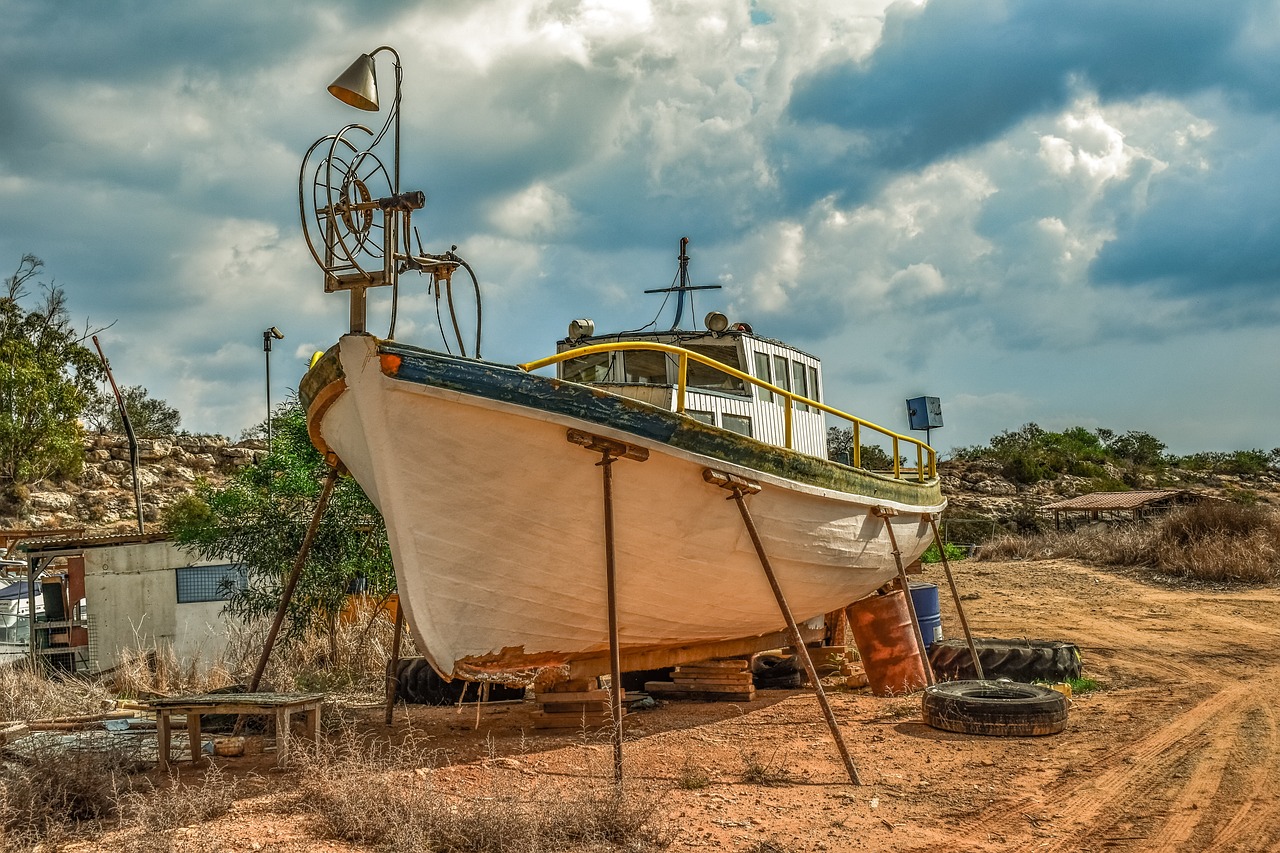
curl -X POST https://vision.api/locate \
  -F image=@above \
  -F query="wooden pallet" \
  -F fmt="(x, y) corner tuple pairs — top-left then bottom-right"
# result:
(533, 680), (624, 729)
(644, 659), (755, 702)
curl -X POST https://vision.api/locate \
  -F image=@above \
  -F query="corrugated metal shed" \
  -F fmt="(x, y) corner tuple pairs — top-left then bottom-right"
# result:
(1042, 490), (1189, 511)
(1042, 489), (1206, 529)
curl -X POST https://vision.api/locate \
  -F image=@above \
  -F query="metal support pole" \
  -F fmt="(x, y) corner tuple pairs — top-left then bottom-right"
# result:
(385, 601), (406, 724)
(26, 557), (39, 669)
(926, 516), (985, 680)
(598, 447), (625, 787)
(705, 469), (863, 786)
(247, 467), (340, 694)
(567, 429), (648, 790)
(874, 508), (935, 685)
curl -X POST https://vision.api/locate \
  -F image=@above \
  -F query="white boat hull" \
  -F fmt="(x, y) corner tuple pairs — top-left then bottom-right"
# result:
(306, 334), (946, 677)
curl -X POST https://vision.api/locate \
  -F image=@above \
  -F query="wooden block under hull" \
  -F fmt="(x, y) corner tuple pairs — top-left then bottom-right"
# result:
(645, 681), (756, 702)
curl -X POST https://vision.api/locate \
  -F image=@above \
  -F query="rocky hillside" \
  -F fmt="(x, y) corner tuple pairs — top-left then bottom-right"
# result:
(3, 435), (1278, 536)
(940, 458), (1280, 523)
(2, 434), (264, 533)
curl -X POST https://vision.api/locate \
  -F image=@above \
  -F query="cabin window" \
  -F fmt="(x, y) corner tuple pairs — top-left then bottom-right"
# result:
(684, 344), (746, 394)
(624, 350), (669, 384)
(791, 360), (808, 412)
(685, 409), (715, 426)
(722, 414), (752, 437)
(175, 564), (247, 604)
(753, 352), (773, 402)
(772, 355), (790, 397)
(807, 365), (821, 404)
(561, 351), (611, 384)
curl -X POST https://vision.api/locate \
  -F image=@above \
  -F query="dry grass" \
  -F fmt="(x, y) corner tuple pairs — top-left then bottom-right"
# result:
(292, 728), (668, 852)
(977, 503), (1280, 584)
(0, 663), (115, 721)
(119, 764), (239, 833)
(105, 604), (419, 700)
(0, 743), (140, 851)
(739, 748), (793, 787)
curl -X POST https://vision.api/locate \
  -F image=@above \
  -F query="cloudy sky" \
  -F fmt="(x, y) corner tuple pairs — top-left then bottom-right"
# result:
(2, 0), (1278, 456)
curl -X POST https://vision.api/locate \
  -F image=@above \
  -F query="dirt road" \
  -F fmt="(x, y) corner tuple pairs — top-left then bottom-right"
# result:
(76, 558), (1280, 851)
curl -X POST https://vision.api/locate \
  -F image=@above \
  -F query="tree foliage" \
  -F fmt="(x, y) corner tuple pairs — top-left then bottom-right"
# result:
(85, 384), (182, 437)
(954, 423), (1172, 485)
(164, 397), (393, 641)
(826, 426), (901, 470)
(0, 255), (105, 487)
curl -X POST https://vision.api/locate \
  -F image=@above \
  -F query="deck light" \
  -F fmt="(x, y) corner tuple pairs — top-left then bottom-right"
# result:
(328, 46), (402, 198)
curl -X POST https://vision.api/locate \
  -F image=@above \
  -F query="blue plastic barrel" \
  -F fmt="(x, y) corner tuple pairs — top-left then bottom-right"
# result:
(909, 581), (943, 649)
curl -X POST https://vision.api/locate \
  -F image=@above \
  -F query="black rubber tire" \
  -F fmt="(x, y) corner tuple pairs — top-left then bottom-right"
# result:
(922, 680), (1068, 736)
(393, 657), (526, 705)
(929, 638), (1082, 684)
(751, 653), (808, 688)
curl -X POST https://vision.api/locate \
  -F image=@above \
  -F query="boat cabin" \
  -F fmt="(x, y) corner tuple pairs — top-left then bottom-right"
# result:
(554, 324), (828, 459)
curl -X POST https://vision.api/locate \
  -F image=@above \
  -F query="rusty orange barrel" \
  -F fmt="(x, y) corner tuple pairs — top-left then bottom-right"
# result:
(845, 590), (927, 696)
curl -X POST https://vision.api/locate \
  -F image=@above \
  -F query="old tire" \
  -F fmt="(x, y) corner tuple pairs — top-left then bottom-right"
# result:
(929, 638), (1082, 684)
(752, 653), (807, 689)
(922, 680), (1068, 736)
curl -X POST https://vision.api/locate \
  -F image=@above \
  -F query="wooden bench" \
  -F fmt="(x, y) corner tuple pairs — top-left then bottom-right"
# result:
(146, 693), (323, 770)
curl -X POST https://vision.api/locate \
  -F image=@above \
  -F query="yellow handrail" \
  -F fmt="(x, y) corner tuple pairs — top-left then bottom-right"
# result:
(518, 341), (936, 481)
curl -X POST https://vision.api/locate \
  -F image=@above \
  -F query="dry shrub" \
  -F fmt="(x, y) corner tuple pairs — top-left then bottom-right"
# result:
(978, 526), (1156, 566)
(108, 646), (238, 698)
(294, 731), (667, 852)
(0, 744), (138, 849)
(976, 504), (1280, 584)
(1152, 503), (1280, 583)
(119, 764), (238, 833)
(0, 663), (114, 721)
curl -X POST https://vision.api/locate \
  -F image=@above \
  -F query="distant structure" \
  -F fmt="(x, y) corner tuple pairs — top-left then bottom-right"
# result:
(1041, 490), (1208, 530)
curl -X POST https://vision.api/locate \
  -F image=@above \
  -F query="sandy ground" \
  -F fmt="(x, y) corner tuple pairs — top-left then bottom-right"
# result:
(69, 557), (1280, 852)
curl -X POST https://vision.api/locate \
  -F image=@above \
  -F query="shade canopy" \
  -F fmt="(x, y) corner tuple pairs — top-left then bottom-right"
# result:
(328, 53), (379, 111)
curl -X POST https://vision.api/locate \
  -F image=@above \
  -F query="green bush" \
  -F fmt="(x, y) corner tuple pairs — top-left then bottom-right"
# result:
(921, 541), (969, 563)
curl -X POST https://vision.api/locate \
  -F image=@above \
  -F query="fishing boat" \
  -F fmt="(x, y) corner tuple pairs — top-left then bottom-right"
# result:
(297, 83), (944, 681)
(300, 237), (944, 678)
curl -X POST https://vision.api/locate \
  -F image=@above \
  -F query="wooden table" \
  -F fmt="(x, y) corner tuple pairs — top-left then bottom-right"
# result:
(147, 693), (323, 770)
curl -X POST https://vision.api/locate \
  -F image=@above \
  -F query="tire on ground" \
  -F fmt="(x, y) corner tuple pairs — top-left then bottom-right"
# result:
(929, 638), (1082, 683)
(922, 680), (1069, 736)
(752, 653), (807, 689)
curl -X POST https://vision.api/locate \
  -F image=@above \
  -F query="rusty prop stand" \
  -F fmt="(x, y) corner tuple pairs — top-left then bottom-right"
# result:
(384, 604), (406, 724)
(247, 467), (340, 695)
(872, 507), (935, 685)
(569, 429), (648, 789)
(705, 469), (863, 786)
(925, 515), (985, 680)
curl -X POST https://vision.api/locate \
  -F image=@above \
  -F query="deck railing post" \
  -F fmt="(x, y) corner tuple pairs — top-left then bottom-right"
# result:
(676, 353), (688, 413)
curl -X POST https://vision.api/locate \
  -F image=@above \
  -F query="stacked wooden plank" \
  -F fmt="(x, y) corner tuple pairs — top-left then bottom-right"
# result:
(644, 659), (755, 702)
(532, 679), (623, 729)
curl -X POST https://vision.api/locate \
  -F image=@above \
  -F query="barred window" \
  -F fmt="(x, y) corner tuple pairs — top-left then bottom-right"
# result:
(175, 564), (246, 604)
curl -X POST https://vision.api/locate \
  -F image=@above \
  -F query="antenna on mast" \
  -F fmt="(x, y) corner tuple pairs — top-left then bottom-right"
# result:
(643, 236), (721, 330)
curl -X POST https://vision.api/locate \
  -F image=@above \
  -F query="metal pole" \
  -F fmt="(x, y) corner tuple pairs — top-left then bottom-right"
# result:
(27, 556), (38, 669)
(385, 602), (406, 725)
(598, 448), (625, 788)
(709, 470), (863, 786)
(927, 516), (985, 680)
(247, 467), (339, 694)
(263, 331), (273, 449)
(874, 508), (935, 685)
(93, 336), (144, 534)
